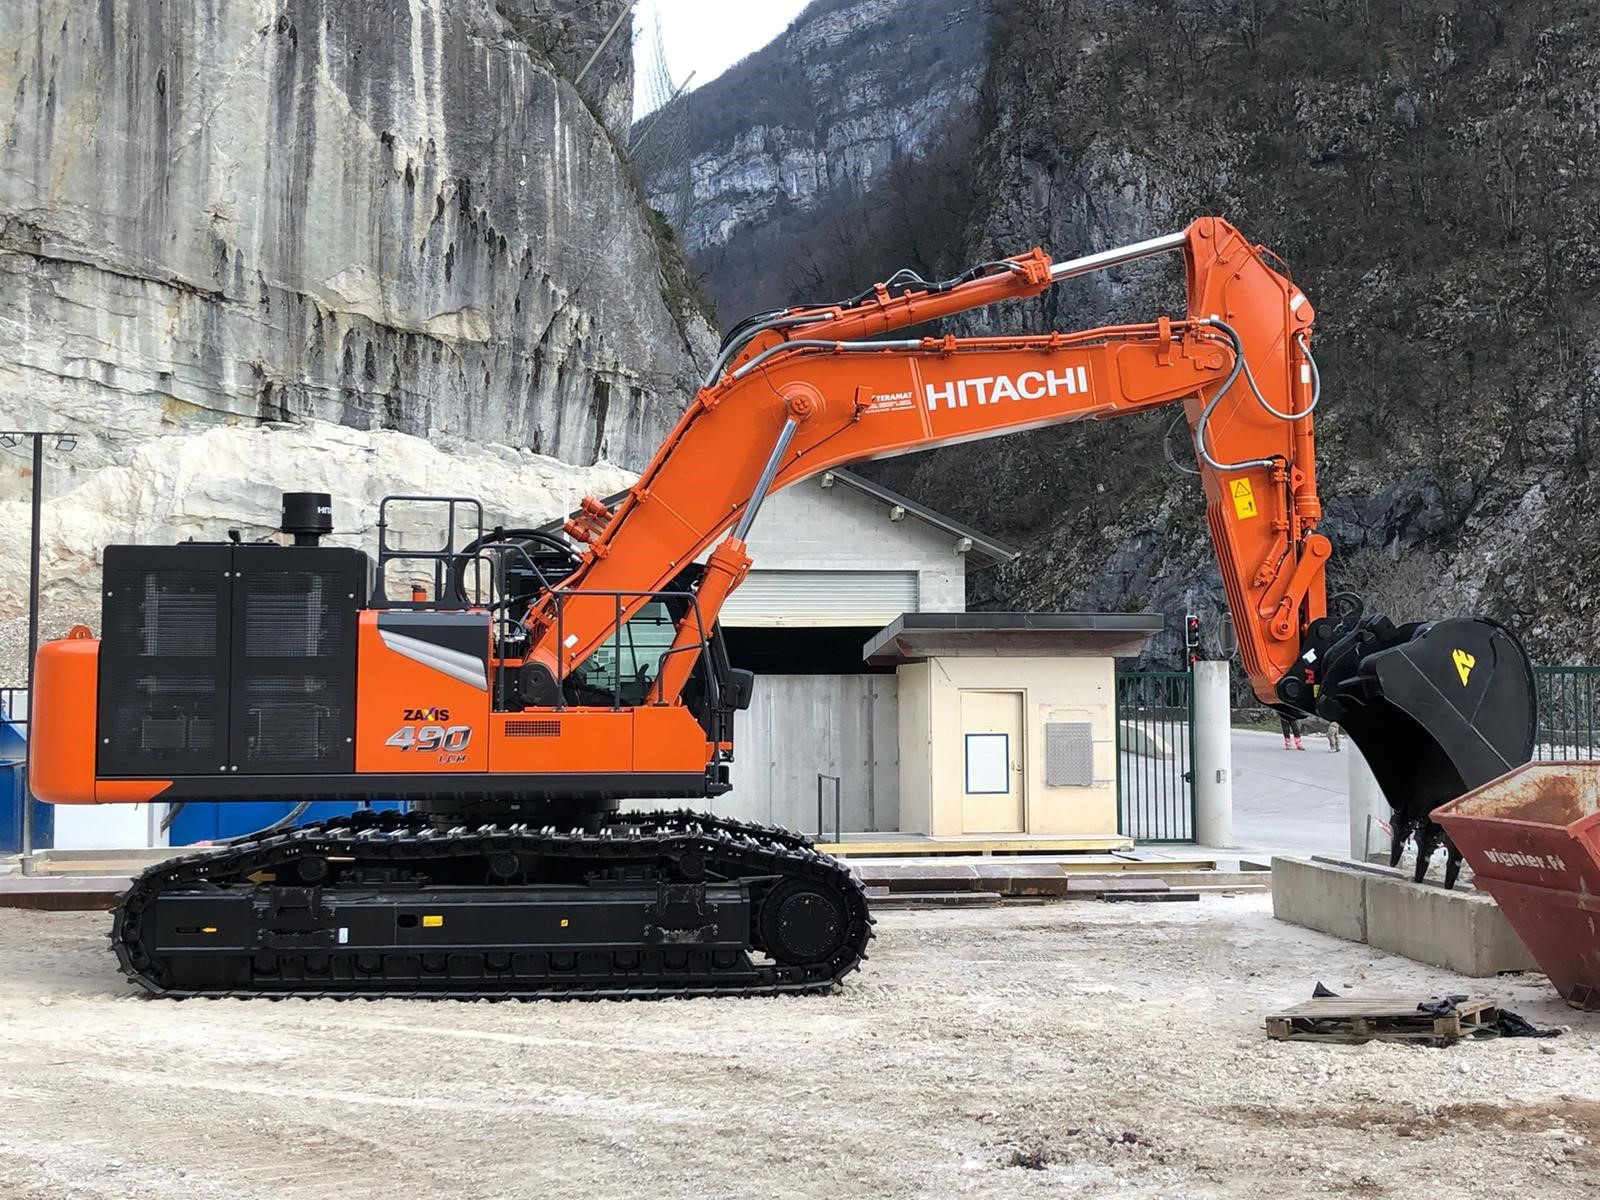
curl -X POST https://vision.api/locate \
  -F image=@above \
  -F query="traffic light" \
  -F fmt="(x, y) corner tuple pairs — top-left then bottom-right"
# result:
(1184, 612), (1202, 664)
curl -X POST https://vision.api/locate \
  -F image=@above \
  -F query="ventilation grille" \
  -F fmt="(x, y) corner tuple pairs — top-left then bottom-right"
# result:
(107, 571), (219, 657)
(242, 571), (349, 658)
(237, 674), (346, 765)
(108, 675), (219, 763)
(505, 719), (562, 738)
(1044, 722), (1095, 787)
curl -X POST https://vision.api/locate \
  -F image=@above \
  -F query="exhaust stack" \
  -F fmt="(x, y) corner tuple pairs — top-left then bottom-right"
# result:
(281, 491), (334, 547)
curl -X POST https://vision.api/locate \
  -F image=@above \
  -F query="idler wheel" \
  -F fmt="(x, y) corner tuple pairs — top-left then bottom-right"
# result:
(760, 878), (846, 965)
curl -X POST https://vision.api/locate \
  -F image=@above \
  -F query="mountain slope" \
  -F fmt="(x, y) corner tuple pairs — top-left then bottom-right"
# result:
(863, 0), (1600, 665)
(638, 0), (985, 319)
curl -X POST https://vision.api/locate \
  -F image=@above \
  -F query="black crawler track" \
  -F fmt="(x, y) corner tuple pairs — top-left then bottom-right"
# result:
(111, 809), (873, 1000)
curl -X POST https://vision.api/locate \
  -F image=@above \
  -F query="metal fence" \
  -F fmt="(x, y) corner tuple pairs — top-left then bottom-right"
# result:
(1533, 666), (1600, 761)
(0, 687), (25, 734)
(1115, 670), (1195, 842)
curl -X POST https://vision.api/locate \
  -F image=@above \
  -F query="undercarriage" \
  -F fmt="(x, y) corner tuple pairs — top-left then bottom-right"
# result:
(112, 808), (873, 1000)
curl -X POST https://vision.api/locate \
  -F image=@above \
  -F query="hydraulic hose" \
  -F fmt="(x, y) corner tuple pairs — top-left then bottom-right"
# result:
(1190, 318), (1320, 472)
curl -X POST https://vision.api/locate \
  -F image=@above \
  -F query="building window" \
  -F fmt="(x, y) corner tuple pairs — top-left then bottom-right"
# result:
(964, 732), (1010, 794)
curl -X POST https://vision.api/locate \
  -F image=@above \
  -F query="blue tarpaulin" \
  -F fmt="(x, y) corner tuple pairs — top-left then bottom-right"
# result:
(0, 719), (52, 853)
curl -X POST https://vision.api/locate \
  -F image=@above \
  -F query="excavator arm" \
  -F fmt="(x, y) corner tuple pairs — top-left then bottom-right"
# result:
(537, 217), (1535, 879)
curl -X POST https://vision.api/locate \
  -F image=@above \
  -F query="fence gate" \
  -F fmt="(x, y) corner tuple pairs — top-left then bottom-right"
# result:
(1533, 666), (1600, 760)
(1115, 670), (1195, 842)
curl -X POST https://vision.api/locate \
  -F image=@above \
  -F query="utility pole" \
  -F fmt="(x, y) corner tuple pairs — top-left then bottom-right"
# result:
(574, 0), (636, 86)
(2, 430), (77, 857)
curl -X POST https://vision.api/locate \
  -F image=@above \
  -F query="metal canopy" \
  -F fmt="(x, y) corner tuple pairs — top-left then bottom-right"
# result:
(863, 612), (1164, 665)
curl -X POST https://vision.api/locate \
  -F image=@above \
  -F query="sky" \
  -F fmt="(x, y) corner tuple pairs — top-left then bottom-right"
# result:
(632, 0), (811, 118)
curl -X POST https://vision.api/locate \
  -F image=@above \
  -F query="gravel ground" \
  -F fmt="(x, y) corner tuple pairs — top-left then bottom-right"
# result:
(0, 895), (1595, 1200)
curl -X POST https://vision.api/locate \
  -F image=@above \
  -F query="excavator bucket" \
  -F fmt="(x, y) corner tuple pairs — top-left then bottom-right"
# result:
(1312, 616), (1537, 885)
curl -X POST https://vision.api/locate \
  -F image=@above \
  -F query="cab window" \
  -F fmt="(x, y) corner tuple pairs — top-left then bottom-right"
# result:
(569, 600), (678, 705)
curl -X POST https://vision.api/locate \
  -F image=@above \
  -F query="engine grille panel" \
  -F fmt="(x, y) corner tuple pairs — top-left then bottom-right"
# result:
(98, 544), (367, 778)
(230, 548), (365, 774)
(99, 547), (230, 776)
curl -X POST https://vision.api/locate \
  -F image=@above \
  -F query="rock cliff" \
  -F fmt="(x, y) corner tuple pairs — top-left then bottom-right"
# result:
(689, 0), (1600, 667)
(0, 0), (712, 679)
(639, 0), (984, 319)
(917, 0), (1600, 666)
(0, 0), (713, 467)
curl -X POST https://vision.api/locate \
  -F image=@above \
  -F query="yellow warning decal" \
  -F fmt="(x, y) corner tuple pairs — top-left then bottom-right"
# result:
(422, 915), (443, 928)
(1230, 477), (1258, 519)
(1452, 648), (1476, 686)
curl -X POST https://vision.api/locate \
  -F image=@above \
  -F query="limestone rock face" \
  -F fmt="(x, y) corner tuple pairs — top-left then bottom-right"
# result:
(0, 421), (635, 681)
(497, 0), (636, 137)
(640, 0), (984, 254)
(0, 0), (715, 470)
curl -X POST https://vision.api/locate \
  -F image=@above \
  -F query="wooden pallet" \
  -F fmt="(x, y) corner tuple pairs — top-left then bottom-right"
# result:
(1265, 996), (1500, 1045)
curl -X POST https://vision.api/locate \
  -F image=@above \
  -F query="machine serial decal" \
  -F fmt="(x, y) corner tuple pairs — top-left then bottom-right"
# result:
(385, 723), (474, 764)
(863, 389), (915, 413)
(923, 366), (1089, 410)
(1453, 648), (1476, 686)
(1230, 477), (1258, 519)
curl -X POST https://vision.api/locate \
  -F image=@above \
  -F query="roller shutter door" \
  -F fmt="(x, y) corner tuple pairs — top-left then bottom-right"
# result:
(721, 569), (919, 627)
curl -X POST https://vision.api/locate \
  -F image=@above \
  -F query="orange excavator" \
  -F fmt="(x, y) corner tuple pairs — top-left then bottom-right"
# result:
(30, 217), (1534, 998)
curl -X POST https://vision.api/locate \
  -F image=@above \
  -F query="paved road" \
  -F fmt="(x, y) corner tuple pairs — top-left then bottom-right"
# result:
(1120, 725), (1357, 859)
(1229, 726), (1350, 858)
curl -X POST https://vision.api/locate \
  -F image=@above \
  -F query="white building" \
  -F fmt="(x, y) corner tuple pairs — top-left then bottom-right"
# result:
(711, 469), (1161, 841)
(713, 468), (1016, 834)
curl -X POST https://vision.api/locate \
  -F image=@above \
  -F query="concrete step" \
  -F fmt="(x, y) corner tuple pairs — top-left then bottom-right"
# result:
(851, 860), (1259, 897)
(23, 846), (198, 877)
(864, 889), (1009, 909)
(0, 874), (129, 911)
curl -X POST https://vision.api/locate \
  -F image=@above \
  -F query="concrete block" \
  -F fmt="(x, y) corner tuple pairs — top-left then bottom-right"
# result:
(853, 863), (984, 892)
(1364, 873), (1540, 977)
(1271, 856), (1369, 944)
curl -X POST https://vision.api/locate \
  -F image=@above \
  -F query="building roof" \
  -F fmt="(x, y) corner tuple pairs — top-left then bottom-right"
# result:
(822, 469), (1017, 571)
(863, 612), (1165, 664)
(540, 468), (1019, 571)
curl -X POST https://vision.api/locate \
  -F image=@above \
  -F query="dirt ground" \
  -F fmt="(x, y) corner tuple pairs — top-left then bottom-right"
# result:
(0, 895), (1595, 1200)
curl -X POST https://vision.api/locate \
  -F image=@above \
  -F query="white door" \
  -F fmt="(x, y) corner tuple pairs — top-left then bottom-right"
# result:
(960, 690), (1024, 833)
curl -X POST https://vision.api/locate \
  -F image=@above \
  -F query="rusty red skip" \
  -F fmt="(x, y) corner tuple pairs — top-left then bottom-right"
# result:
(1434, 762), (1600, 1011)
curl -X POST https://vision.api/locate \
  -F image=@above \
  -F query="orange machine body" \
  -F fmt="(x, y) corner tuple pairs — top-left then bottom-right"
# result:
(36, 614), (714, 804)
